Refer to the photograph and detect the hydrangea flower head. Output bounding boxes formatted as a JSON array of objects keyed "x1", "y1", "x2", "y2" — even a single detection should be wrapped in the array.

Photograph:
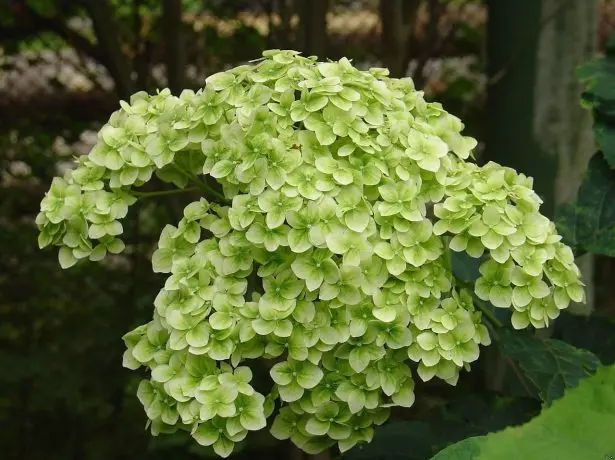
[{"x1": 37, "y1": 50, "x2": 584, "y2": 457}]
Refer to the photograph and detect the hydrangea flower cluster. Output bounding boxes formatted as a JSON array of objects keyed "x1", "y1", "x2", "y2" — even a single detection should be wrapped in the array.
[{"x1": 37, "y1": 50, "x2": 584, "y2": 457}]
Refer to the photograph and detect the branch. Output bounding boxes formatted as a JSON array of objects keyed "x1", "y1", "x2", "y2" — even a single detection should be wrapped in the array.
[
  {"x1": 452, "y1": 274, "x2": 504, "y2": 329},
  {"x1": 379, "y1": 0, "x2": 421, "y2": 78},
  {"x1": 474, "y1": 299, "x2": 504, "y2": 328},
  {"x1": 132, "y1": 187, "x2": 199, "y2": 199},
  {"x1": 171, "y1": 164, "x2": 231, "y2": 205}
]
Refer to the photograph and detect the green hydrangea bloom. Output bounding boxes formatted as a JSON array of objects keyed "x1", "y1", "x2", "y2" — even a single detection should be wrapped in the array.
[{"x1": 37, "y1": 50, "x2": 584, "y2": 457}]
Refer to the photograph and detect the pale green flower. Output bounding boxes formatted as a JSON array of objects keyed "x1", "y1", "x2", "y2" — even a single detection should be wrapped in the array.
[
  {"x1": 271, "y1": 359, "x2": 324, "y2": 402},
  {"x1": 511, "y1": 244, "x2": 549, "y2": 277},
  {"x1": 314, "y1": 155, "x2": 355, "y2": 185},
  {"x1": 192, "y1": 417, "x2": 243, "y2": 458},
  {"x1": 377, "y1": 179, "x2": 423, "y2": 220},
  {"x1": 401, "y1": 261, "x2": 452, "y2": 299},
  {"x1": 291, "y1": 249, "x2": 340, "y2": 291},
  {"x1": 304, "y1": 401, "x2": 352, "y2": 439},
  {"x1": 319, "y1": 265, "x2": 363, "y2": 305},
  {"x1": 286, "y1": 202, "x2": 324, "y2": 252},
  {"x1": 372, "y1": 320, "x2": 413, "y2": 349},
  {"x1": 245, "y1": 218, "x2": 289, "y2": 252},
  {"x1": 227, "y1": 194, "x2": 261, "y2": 230},
  {"x1": 396, "y1": 220, "x2": 443, "y2": 267},
  {"x1": 137, "y1": 380, "x2": 179, "y2": 425},
  {"x1": 37, "y1": 49, "x2": 585, "y2": 457},
  {"x1": 475, "y1": 259, "x2": 514, "y2": 308},
  {"x1": 258, "y1": 189, "x2": 303, "y2": 228},
  {"x1": 325, "y1": 228, "x2": 371, "y2": 267},
  {"x1": 374, "y1": 238, "x2": 407, "y2": 276},
  {"x1": 405, "y1": 129, "x2": 449, "y2": 172},
  {"x1": 227, "y1": 392, "x2": 267, "y2": 431},
  {"x1": 510, "y1": 266, "x2": 550, "y2": 308},
  {"x1": 270, "y1": 406, "x2": 305, "y2": 441},
  {"x1": 467, "y1": 204, "x2": 516, "y2": 249},
  {"x1": 335, "y1": 374, "x2": 380, "y2": 414}
]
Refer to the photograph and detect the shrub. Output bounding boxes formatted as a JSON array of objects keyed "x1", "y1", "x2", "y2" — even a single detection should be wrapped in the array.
[{"x1": 36, "y1": 50, "x2": 584, "y2": 457}]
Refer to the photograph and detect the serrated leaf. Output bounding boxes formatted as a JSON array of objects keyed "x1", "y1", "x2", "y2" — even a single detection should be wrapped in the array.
[
  {"x1": 496, "y1": 328, "x2": 600, "y2": 404},
  {"x1": 555, "y1": 152, "x2": 615, "y2": 256},
  {"x1": 342, "y1": 393, "x2": 539, "y2": 460},
  {"x1": 554, "y1": 202, "x2": 578, "y2": 249},
  {"x1": 430, "y1": 364, "x2": 615, "y2": 460},
  {"x1": 578, "y1": 51, "x2": 615, "y2": 119},
  {"x1": 594, "y1": 121, "x2": 615, "y2": 169},
  {"x1": 554, "y1": 311, "x2": 615, "y2": 365}
]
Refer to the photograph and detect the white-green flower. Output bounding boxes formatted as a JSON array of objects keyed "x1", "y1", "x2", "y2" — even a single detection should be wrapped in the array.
[
  {"x1": 474, "y1": 259, "x2": 514, "y2": 308},
  {"x1": 271, "y1": 359, "x2": 324, "y2": 402},
  {"x1": 405, "y1": 129, "x2": 449, "y2": 172},
  {"x1": 36, "y1": 49, "x2": 586, "y2": 458}
]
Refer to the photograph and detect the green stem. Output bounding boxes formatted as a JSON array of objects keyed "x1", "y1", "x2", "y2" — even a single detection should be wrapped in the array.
[
  {"x1": 474, "y1": 299, "x2": 504, "y2": 329},
  {"x1": 172, "y1": 164, "x2": 230, "y2": 205},
  {"x1": 452, "y1": 274, "x2": 503, "y2": 329},
  {"x1": 133, "y1": 187, "x2": 198, "y2": 199},
  {"x1": 442, "y1": 238, "x2": 452, "y2": 273},
  {"x1": 452, "y1": 275, "x2": 473, "y2": 291}
]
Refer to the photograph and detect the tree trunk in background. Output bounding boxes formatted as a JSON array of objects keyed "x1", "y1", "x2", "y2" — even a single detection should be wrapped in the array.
[
  {"x1": 297, "y1": 0, "x2": 328, "y2": 58},
  {"x1": 269, "y1": 0, "x2": 296, "y2": 50},
  {"x1": 486, "y1": 0, "x2": 597, "y2": 315},
  {"x1": 162, "y1": 0, "x2": 186, "y2": 94},
  {"x1": 83, "y1": 0, "x2": 136, "y2": 99},
  {"x1": 379, "y1": 0, "x2": 420, "y2": 78}
]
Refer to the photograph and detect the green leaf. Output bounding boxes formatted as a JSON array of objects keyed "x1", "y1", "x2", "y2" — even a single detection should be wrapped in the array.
[
  {"x1": 340, "y1": 394, "x2": 539, "y2": 459},
  {"x1": 430, "y1": 364, "x2": 615, "y2": 460},
  {"x1": 496, "y1": 328, "x2": 600, "y2": 404},
  {"x1": 554, "y1": 311, "x2": 615, "y2": 365},
  {"x1": 577, "y1": 48, "x2": 615, "y2": 167},
  {"x1": 556, "y1": 152, "x2": 615, "y2": 256},
  {"x1": 594, "y1": 121, "x2": 615, "y2": 169}
]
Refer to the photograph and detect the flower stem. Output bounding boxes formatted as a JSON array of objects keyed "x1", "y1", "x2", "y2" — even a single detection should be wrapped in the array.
[
  {"x1": 442, "y1": 239, "x2": 453, "y2": 273},
  {"x1": 172, "y1": 164, "x2": 230, "y2": 205},
  {"x1": 452, "y1": 274, "x2": 503, "y2": 328},
  {"x1": 474, "y1": 298, "x2": 504, "y2": 328},
  {"x1": 133, "y1": 187, "x2": 199, "y2": 199}
]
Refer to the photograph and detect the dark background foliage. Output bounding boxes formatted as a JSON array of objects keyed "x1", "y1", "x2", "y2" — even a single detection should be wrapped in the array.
[{"x1": 2, "y1": 1, "x2": 615, "y2": 459}]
